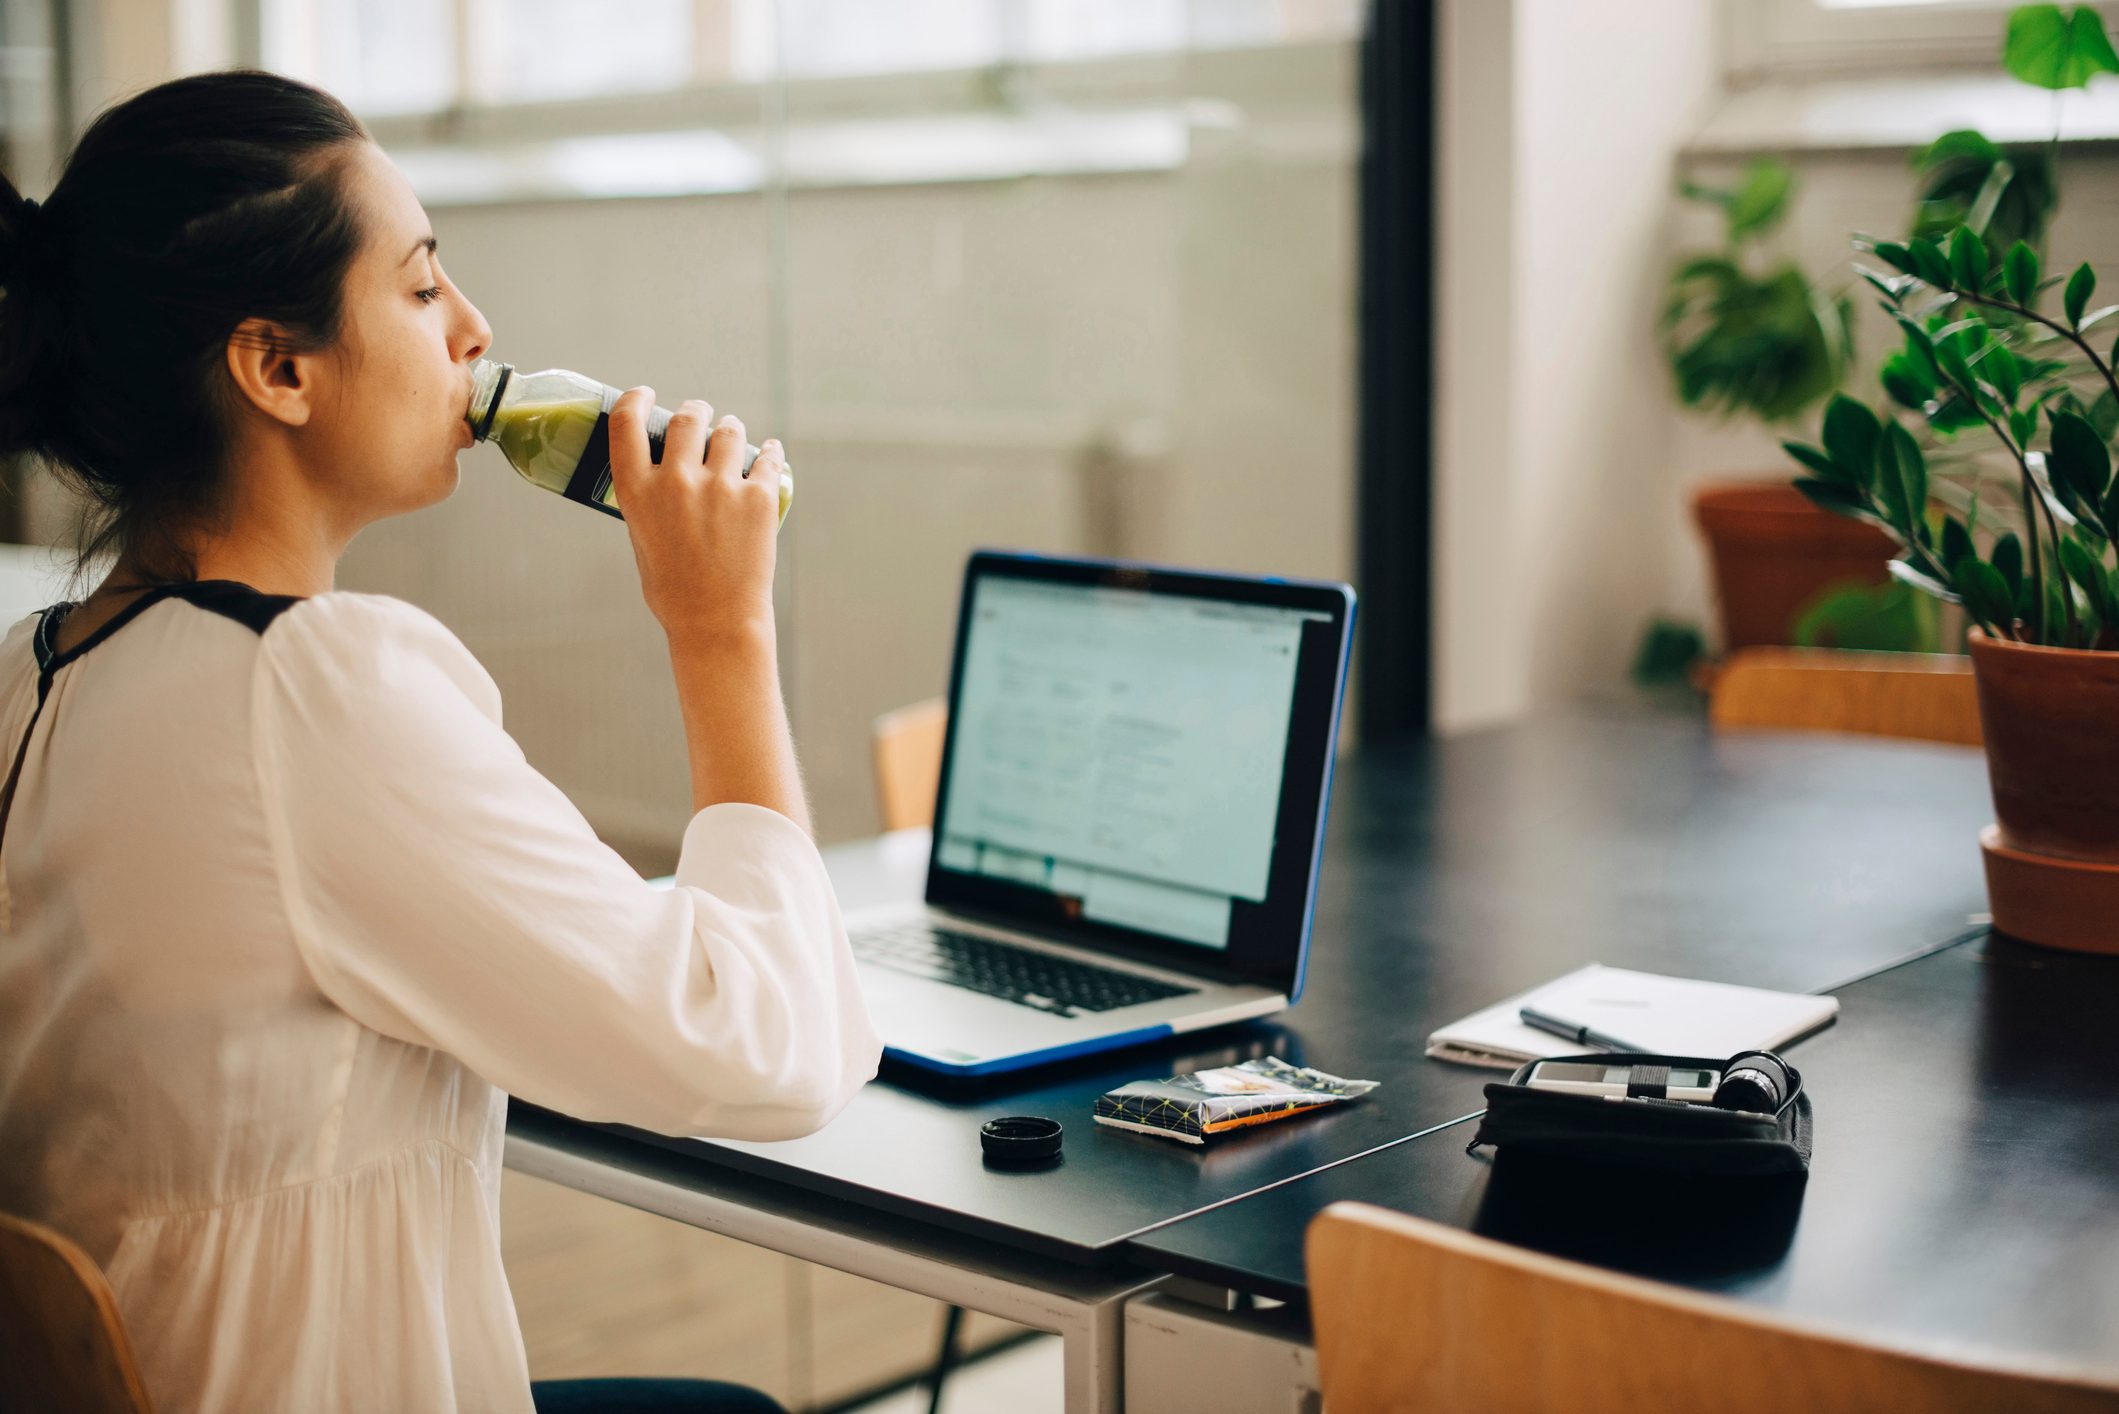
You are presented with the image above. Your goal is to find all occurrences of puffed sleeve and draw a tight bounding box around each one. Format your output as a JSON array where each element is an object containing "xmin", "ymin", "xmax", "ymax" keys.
[{"xmin": 249, "ymin": 591, "xmax": 882, "ymax": 1140}]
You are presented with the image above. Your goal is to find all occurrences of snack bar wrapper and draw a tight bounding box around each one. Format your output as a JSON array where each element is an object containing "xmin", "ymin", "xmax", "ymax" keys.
[{"xmin": 1092, "ymin": 1056, "xmax": 1380, "ymax": 1145}]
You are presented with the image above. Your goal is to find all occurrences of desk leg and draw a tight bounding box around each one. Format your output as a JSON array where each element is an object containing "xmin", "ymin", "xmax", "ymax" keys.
[
  {"xmin": 1124, "ymin": 1291, "xmax": 1319, "ymax": 1414},
  {"xmin": 505, "ymin": 1130, "xmax": 1154, "ymax": 1413}
]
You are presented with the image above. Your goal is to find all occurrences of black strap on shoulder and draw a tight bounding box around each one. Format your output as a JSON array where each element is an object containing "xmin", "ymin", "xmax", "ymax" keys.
[
  {"xmin": 166, "ymin": 579, "xmax": 305, "ymax": 635},
  {"xmin": 2, "ymin": 579, "xmax": 307, "ymax": 873},
  {"xmin": 33, "ymin": 582, "xmax": 178, "ymax": 676}
]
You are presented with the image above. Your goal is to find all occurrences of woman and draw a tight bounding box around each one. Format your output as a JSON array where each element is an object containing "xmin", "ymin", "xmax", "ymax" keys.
[{"xmin": 0, "ymin": 70, "xmax": 881, "ymax": 1413}]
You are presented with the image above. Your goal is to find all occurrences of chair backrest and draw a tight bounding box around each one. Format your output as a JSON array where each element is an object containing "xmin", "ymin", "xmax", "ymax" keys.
[
  {"xmin": 0, "ymin": 1212, "xmax": 154, "ymax": 1414},
  {"xmin": 1708, "ymin": 647, "xmax": 1982, "ymax": 746},
  {"xmin": 1306, "ymin": 1201, "xmax": 2119, "ymax": 1414},
  {"xmin": 871, "ymin": 697, "xmax": 948, "ymax": 833}
]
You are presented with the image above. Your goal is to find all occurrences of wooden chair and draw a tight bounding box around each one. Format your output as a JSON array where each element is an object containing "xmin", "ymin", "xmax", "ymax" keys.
[
  {"xmin": 1708, "ymin": 647, "xmax": 1982, "ymax": 747},
  {"xmin": 871, "ymin": 697, "xmax": 948, "ymax": 832},
  {"xmin": 1306, "ymin": 1202, "xmax": 2119, "ymax": 1414},
  {"xmin": 0, "ymin": 1212, "xmax": 154, "ymax": 1413}
]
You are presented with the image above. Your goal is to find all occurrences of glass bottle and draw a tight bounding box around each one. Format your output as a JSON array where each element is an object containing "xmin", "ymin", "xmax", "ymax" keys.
[{"xmin": 463, "ymin": 358, "xmax": 792, "ymax": 526}]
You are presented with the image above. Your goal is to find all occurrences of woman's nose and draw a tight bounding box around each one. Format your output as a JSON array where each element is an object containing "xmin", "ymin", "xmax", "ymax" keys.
[{"xmin": 457, "ymin": 300, "xmax": 494, "ymax": 364}]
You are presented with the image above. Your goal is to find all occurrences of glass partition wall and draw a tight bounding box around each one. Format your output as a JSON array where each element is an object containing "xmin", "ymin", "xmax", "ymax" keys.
[
  {"xmin": 5, "ymin": 0, "xmax": 1364, "ymax": 859},
  {"xmin": 1, "ymin": 2, "xmax": 1364, "ymax": 1403}
]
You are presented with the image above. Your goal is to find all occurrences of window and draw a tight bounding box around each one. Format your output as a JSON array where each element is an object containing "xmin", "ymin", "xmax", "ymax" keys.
[
  {"xmin": 1728, "ymin": 0, "xmax": 2119, "ymax": 83},
  {"xmin": 260, "ymin": 0, "xmax": 1363, "ymax": 116}
]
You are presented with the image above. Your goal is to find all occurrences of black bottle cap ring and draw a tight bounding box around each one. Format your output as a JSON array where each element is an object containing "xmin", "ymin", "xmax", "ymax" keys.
[
  {"xmin": 470, "ymin": 362, "xmax": 513, "ymax": 444},
  {"xmin": 980, "ymin": 1115, "xmax": 1063, "ymax": 1164}
]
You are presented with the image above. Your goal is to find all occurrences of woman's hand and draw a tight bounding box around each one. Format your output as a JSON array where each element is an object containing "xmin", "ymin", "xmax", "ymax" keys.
[
  {"xmin": 607, "ymin": 386, "xmax": 786, "ymax": 645},
  {"xmin": 607, "ymin": 386, "xmax": 811, "ymax": 831}
]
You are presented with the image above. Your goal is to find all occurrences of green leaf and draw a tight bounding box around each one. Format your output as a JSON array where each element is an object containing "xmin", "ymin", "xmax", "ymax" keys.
[
  {"xmin": 1794, "ymin": 477, "xmax": 1869, "ymax": 519},
  {"xmin": 1889, "ymin": 558, "xmax": 1959, "ymax": 604},
  {"xmin": 1880, "ymin": 352, "xmax": 1937, "ymax": 411},
  {"xmin": 1890, "ymin": 351, "xmax": 1941, "ymax": 411},
  {"xmin": 2003, "ymin": 240, "xmax": 2041, "ymax": 305},
  {"xmin": 1872, "ymin": 241, "xmax": 1915, "ymax": 275},
  {"xmin": 1874, "ymin": 425, "xmax": 1911, "ymax": 530},
  {"xmin": 1984, "ymin": 343, "xmax": 2023, "ymax": 404},
  {"xmin": 1727, "ymin": 159, "xmax": 1794, "ymax": 240},
  {"xmin": 1910, "ymin": 130, "xmax": 2058, "ymax": 256},
  {"xmin": 1929, "ymin": 391, "xmax": 1987, "ymax": 434},
  {"xmin": 2090, "ymin": 388, "xmax": 2119, "ymax": 440},
  {"xmin": 2060, "ymin": 533, "xmax": 2107, "ymax": 594},
  {"xmin": 1907, "ymin": 238, "xmax": 1954, "ymax": 288},
  {"xmin": 2083, "ymin": 298, "xmax": 2119, "ymax": 324},
  {"xmin": 1912, "ymin": 129, "xmax": 2002, "ymax": 169},
  {"xmin": 2066, "ymin": 262, "xmax": 2097, "ymax": 327},
  {"xmin": 2061, "ymin": 532, "xmax": 2118, "ymax": 632},
  {"xmin": 2012, "ymin": 406, "xmax": 2040, "ymax": 447},
  {"xmin": 1887, "ymin": 421, "xmax": 1929, "ymax": 534},
  {"xmin": 2044, "ymin": 575, "xmax": 2069, "ymax": 645},
  {"xmin": 2082, "ymin": 591, "xmax": 2108, "ymax": 649},
  {"xmin": 1859, "ymin": 269, "xmax": 1908, "ymax": 305},
  {"xmin": 1821, "ymin": 395, "xmax": 1881, "ymax": 486},
  {"xmin": 1942, "ymin": 516, "xmax": 1976, "ymax": 571},
  {"xmin": 1993, "ymin": 532, "xmax": 2025, "ymax": 598},
  {"xmin": 1664, "ymin": 261, "xmax": 1847, "ymax": 422},
  {"xmin": 1793, "ymin": 580, "xmax": 1939, "ymax": 652},
  {"xmin": 2047, "ymin": 408, "xmax": 2113, "ymax": 519},
  {"xmin": 1894, "ymin": 315, "xmax": 1944, "ymax": 379},
  {"xmin": 1949, "ymin": 226, "xmax": 1990, "ymax": 289},
  {"xmin": 1953, "ymin": 558, "xmax": 2016, "ymax": 632},
  {"xmin": 2004, "ymin": 4, "xmax": 2119, "ymax": 90},
  {"xmin": 1934, "ymin": 336, "xmax": 1978, "ymax": 394},
  {"xmin": 1632, "ymin": 619, "xmax": 1706, "ymax": 685},
  {"xmin": 2106, "ymin": 467, "xmax": 2119, "ymax": 541},
  {"xmin": 1782, "ymin": 440, "xmax": 1852, "ymax": 486}
]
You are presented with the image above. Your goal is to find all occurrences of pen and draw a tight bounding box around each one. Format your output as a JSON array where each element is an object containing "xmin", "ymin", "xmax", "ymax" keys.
[{"xmin": 1518, "ymin": 1006, "xmax": 1646, "ymax": 1053}]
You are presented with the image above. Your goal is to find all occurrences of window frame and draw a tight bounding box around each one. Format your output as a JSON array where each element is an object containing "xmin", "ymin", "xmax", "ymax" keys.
[
  {"xmin": 1725, "ymin": 0, "xmax": 2119, "ymax": 85},
  {"xmin": 257, "ymin": 0, "xmax": 1359, "ymax": 141}
]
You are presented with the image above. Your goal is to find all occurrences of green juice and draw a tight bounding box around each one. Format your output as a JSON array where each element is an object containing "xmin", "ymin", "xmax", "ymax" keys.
[{"xmin": 466, "ymin": 360, "xmax": 792, "ymax": 526}]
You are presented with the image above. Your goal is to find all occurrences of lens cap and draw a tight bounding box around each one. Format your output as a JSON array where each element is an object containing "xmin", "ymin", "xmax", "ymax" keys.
[
  {"xmin": 1714, "ymin": 1050, "xmax": 1792, "ymax": 1114},
  {"xmin": 980, "ymin": 1115, "xmax": 1063, "ymax": 1165}
]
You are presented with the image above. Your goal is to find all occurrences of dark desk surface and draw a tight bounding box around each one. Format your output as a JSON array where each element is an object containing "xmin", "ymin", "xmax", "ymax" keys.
[
  {"xmin": 528, "ymin": 709, "xmax": 1996, "ymax": 1264},
  {"xmin": 1124, "ymin": 934, "xmax": 2119, "ymax": 1374}
]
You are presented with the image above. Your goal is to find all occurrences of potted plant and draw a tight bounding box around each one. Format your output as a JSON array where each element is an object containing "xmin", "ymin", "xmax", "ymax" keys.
[
  {"xmin": 1664, "ymin": 159, "xmax": 1891, "ymax": 652},
  {"xmin": 1785, "ymin": 222, "xmax": 2119, "ymax": 952},
  {"xmin": 1781, "ymin": 3, "xmax": 2119, "ymax": 954}
]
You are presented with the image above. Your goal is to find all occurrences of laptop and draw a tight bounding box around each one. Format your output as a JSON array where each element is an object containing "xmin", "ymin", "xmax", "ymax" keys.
[{"xmin": 849, "ymin": 550, "xmax": 1356, "ymax": 1077}]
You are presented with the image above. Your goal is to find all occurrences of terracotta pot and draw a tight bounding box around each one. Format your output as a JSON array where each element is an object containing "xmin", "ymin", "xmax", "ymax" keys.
[
  {"xmin": 1968, "ymin": 630, "xmax": 2119, "ymax": 954},
  {"xmin": 1692, "ymin": 481, "xmax": 1897, "ymax": 650}
]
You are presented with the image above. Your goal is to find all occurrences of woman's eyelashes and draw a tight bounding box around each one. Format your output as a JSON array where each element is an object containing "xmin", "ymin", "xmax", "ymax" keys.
[{"xmin": 415, "ymin": 285, "xmax": 444, "ymax": 304}]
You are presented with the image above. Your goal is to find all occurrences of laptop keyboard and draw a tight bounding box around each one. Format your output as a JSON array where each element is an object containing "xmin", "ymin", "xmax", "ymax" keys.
[{"xmin": 851, "ymin": 923, "xmax": 1199, "ymax": 1018}]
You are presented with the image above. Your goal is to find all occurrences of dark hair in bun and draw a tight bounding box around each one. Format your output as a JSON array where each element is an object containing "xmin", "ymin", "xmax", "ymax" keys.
[{"xmin": 0, "ymin": 70, "xmax": 367, "ymax": 586}]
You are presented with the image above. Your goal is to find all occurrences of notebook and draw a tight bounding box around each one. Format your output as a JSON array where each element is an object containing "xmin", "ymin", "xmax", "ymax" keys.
[{"xmin": 1426, "ymin": 965, "xmax": 1840, "ymax": 1069}]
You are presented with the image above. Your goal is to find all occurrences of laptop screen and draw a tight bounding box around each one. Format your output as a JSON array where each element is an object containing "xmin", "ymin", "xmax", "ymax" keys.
[{"xmin": 927, "ymin": 554, "xmax": 1353, "ymax": 988}]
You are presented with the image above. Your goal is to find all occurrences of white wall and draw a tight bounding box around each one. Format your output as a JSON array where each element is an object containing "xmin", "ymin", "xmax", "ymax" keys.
[
  {"xmin": 1430, "ymin": 0, "xmax": 1721, "ymax": 733},
  {"xmin": 1515, "ymin": 1, "xmax": 1721, "ymax": 703}
]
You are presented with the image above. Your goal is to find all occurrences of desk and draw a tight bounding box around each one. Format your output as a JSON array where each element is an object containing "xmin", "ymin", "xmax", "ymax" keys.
[
  {"xmin": 1123, "ymin": 933, "xmax": 2119, "ymax": 1402},
  {"xmin": 507, "ymin": 709, "xmax": 1998, "ymax": 1411}
]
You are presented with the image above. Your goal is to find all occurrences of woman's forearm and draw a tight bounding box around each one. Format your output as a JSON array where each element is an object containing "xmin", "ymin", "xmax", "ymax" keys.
[{"xmin": 666, "ymin": 622, "xmax": 814, "ymax": 835}]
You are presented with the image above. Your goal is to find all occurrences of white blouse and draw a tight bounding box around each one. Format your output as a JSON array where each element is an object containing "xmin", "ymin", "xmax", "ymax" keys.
[{"xmin": 0, "ymin": 582, "xmax": 882, "ymax": 1414}]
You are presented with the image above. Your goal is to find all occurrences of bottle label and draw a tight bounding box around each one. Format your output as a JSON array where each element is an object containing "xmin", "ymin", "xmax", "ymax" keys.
[{"xmin": 563, "ymin": 390, "xmax": 670, "ymax": 520}]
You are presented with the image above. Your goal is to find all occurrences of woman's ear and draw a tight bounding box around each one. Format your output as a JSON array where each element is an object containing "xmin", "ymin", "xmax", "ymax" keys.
[{"xmin": 224, "ymin": 318, "xmax": 317, "ymax": 428}]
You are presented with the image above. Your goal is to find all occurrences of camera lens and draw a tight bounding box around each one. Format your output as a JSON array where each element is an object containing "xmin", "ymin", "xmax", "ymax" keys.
[{"xmin": 1713, "ymin": 1051, "xmax": 1791, "ymax": 1114}]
